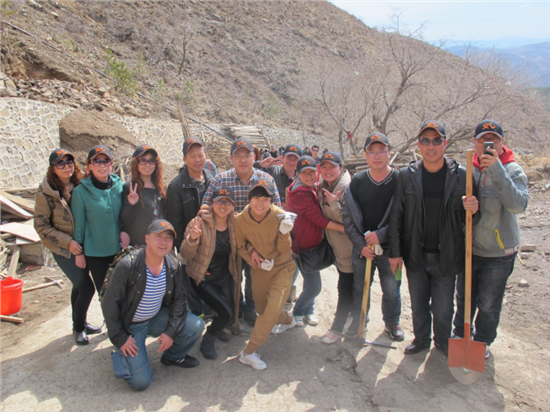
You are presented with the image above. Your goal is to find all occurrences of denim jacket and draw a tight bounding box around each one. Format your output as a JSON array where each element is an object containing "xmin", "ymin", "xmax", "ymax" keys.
[{"xmin": 472, "ymin": 153, "xmax": 528, "ymax": 257}]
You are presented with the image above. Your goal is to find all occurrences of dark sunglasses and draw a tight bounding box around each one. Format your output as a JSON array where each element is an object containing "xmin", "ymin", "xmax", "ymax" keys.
[
  {"xmin": 91, "ymin": 158, "xmax": 113, "ymax": 166},
  {"xmin": 418, "ymin": 137, "xmax": 445, "ymax": 146},
  {"xmin": 137, "ymin": 158, "xmax": 157, "ymax": 166},
  {"xmin": 214, "ymin": 199, "xmax": 233, "ymax": 206},
  {"xmin": 54, "ymin": 159, "xmax": 74, "ymax": 169}
]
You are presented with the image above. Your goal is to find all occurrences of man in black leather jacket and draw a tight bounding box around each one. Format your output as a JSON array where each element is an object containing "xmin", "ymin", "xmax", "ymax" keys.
[
  {"xmin": 102, "ymin": 220, "xmax": 204, "ymax": 391},
  {"xmin": 388, "ymin": 120, "xmax": 478, "ymax": 356}
]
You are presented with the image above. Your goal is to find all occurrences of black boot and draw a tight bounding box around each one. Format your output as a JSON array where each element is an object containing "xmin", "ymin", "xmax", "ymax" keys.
[{"xmin": 200, "ymin": 332, "xmax": 217, "ymax": 359}]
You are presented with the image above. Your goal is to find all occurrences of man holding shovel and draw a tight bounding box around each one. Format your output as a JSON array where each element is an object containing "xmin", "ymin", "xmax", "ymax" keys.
[
  {"xmin": 388, "ymin": 121, "xmax": 478, "ymax": 356},
  {"xmin": 342, "ymin": 133, "xmax": 404, "ymax": 341},
  {"xmin": 452, "ymin": 119, "xmax": 528, "ymax": 358}
]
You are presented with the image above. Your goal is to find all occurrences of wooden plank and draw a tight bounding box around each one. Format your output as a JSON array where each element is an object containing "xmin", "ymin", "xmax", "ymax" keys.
[
  {"xmin": 0, "ymin": 195, "xmax": 33, "ymax": 219},
  {"xmin": 0, "ymin": 222, "xmax": 40, "ymax": 243},
  {"xmin": 0, "ymin": 191, "xmax": 35, "ymax": 214},
  {"xmin": 7, "ymin": 245, "xmax": 20, "ymax": 277}
]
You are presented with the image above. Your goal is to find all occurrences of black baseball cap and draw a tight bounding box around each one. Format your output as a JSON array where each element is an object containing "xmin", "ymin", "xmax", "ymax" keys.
[
  {"xmin": 133, "ymin": 144, "xmax": 158, "ymax": 158},
  {"xmin": 296, "ymin": 155, "xmax": 318, "ymax": 173},
  {"xmin": 418, "ymin": 120, "xmax": 447, "ymax": 139},
  {"xmin": 283, "ymin": 144, "xmax": 303, "ymax": 158},
  {"xmin": 49, "ymin": 148, "xmax": 74, "ymax": 165},
  {"xmin": 250, "ymin": 179, "xmax": 276, "ymax": 196},
  {"xmin": 475, "ymin": 119, "xmax": 504, "ymax": 140},
  {"xmin": 87, "ymin": 145, "xmax": 114, "ymax": 160},
  {"xmin": 319, "ymin": 151, "xmax": 342, "ymax": 166},
  {"xmin": 147, "ymin": 219, "xmax": 176, "ymax": 238},
  {"xmin": 364, "ymin": 133, "xmax": 390, "ymax": 150},
  {"xmin": 182, "ymin": 137, "xmax": 204, "ymax": 156},
  {"xmin": 230, "ymin": 138, "xmax": 254, "ymax": 155},
  {"xmin": 212, "ymin": 186, "xmax": 235, "ymax": 204}
]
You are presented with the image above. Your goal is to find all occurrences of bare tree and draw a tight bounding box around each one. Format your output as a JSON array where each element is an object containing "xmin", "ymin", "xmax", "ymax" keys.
[{"xmin": 178, "ymin": 28, "xmax": 194, "ymax": 75}]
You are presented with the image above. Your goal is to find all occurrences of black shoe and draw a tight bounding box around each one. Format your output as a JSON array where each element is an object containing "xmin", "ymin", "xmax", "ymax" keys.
[
  {"xmin": 385, "ymin": 323, "xmax": 405, "ymax": 341},
  {"xmin": 243, "ymin": 312, "xmax": 257, "ymax": 327},
  {"xmin": 161, "ymin": 354, "xmax": 200, "ymax": 368},
  {"xmin": 200, "ymin": 333, "xmax": 217, "ymax": 359},
  {"xmin": 434, "ymin": 342, "xmax": 448, "ymax": 356},
  {"xmin": 404, "ymin": 340, "xmax": 430, "ymax": 355},
  {"xmin": 216, "ymin": 329, "xmax": 231, "ymax": 342},
  {"xmin": 85, "ymin": 323, "xmax": 102, "ymax": 335},
  {"xmin": 73, "ymin": 330, "xmax": 89, "ymax": 345}
]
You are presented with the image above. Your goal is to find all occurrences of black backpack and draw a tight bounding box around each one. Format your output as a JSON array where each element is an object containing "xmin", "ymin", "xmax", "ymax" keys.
[{"xmin": 99, "ymin": 246, "xmax": 142, "ymax": 301}]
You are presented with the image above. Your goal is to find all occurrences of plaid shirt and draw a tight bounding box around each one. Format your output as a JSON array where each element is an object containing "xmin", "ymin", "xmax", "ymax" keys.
[{"xmin": 202, "ymin": 168, "xmax": 281, "ymax": 213}]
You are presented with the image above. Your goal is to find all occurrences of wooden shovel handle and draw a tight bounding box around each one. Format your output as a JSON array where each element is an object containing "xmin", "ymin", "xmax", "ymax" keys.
[
  {"xmin": 359, "ymin": 250, "xmax": 373, "ymax": 339},
  {"xmin": 464, "ymin": 149, "xmax": 474, "ymax": 339}
]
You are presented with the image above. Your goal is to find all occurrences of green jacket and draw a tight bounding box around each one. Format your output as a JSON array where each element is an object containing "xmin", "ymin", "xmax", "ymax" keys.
[{"xmin": 71, "ymin": 174, "xmax": 124, "ymax": 257}]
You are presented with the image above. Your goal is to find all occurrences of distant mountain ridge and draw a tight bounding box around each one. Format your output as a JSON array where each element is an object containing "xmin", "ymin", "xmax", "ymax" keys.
[
  {"xmin": 446, "ymin": 42, "xmax": 550, "ymax": 87},
  {"xmin": 448, "ymin": 37, "xmax": 550, "ymax": 49}
]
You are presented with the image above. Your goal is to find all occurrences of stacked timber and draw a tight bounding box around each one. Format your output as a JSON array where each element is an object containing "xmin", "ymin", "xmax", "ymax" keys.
[{"xmin": 224, "ymin": 125, "xmax": 270, "ymax": 149}]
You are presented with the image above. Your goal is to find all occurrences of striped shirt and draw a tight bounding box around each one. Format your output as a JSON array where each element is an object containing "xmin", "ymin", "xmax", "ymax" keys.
[
  {"xmin": 202, "ymin": 168, "xmax": 281, "ymax": 213},
  {"xmin": 132, "ymin": 264, "xmax": 166, "ymax": 323}
]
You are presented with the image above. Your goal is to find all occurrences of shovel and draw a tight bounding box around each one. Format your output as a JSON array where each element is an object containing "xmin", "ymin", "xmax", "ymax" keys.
[
  {"xmin": 231, "ymin": 262, "xmax": 242, "ymax": 335},
  {"xmin": 357, "ymin": 243, "xmax": 396, "ymax": 350},
  {"xmin": 448, "ymin": 149, "xmax": 486, "ymax": 385}
]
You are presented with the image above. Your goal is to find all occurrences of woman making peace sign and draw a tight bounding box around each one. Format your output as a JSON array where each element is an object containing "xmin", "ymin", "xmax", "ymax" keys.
[
  {"xmin": 120, "ymin": 144, "xmax": 167, "ymax": 247},
  {"xmin": 180, "ymin": 187, "xmax": 240, "ymax": 360}
]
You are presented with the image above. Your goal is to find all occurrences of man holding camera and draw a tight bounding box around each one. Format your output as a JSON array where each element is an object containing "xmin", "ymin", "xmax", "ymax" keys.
[{"xmin": 453, "ymin": 119, "xmax": 528, "ymax": 358}]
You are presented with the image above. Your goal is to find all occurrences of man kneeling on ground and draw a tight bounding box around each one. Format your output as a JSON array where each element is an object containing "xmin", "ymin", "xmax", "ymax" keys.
[{"xmin": 102, "ymin": 219, "xmax": 204, "ymax": 391}]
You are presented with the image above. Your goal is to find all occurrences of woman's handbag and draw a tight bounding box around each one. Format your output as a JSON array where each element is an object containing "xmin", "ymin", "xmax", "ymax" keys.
[{"xmin": 295, "ymin": 237, "xmax": 335, "ymax": 274}]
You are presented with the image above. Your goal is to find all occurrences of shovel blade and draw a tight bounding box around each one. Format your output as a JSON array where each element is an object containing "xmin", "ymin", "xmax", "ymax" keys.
[
  {"xmin": 449, "ymin": 366, "xmax": 483, "ymax": 385},
  {"xmin": 448, "ymin": 334, "xmax": 487, "ymax": 382}
]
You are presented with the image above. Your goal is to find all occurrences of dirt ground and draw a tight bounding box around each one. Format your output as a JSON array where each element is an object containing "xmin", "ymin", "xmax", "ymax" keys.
[{"xmin": 1, "ymin": 190, "xmax": 549, "ymax": 412}]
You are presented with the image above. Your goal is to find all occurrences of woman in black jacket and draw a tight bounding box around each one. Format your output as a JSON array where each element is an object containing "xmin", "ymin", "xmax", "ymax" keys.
[{"xmin": 120, "ymin": 144, "xmax": 167, "ymax": 247}]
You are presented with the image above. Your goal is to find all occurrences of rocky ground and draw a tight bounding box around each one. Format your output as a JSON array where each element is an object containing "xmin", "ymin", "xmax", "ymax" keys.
[{"xmin": 1, "ymin": 188, "xmax": 549, "ymax": 411}]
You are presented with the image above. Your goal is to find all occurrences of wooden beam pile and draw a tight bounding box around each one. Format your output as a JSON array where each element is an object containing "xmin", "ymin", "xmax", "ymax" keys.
[{"xmin": 224, "ymin": 125, "xmax": 270, "ymax": 149}]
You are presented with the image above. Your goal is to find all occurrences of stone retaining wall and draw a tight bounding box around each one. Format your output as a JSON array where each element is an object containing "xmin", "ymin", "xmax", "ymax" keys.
[{"xmin": 1, "ymin": 97, "xmax": 342, "ymax": 188}]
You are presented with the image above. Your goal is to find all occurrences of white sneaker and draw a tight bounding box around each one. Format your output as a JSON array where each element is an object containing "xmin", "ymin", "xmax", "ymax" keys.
[
  {"xmin": 271, "ymin": 317, "xmax": 297, "ymax": 335},
  {"xmin": 239, "ymin": 351, "xmax": 267, "ymax": 371},
  {"xmin": 321, "ymin": 331, "xmax": 341, "ymax": 345},
  {"xmin": 485, "ymin": 346, "xmax": 490, "ymax": 359},
  {"xmin": 306, "ymin": 314, "xmax": 319, "ymax": 326},
  {"xmin": 294, "ymin": 315, "xmax": 304, "ymax": 327}
]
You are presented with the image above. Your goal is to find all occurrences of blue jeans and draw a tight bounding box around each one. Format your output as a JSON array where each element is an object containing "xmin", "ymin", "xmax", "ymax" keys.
[
  {"xmin": 350, "ymin": 249, "xmax": 402, "ymax": 332},
  {"xmin": 453, "ymin": 253, "xmax": 516, "ymax": 345},
  {"xmin": 111, "ymin": 308, "xmax": 204, "ymax": 391},
  {"xmin": 406, "ymin": 253, "xmax": 457, "ymax": 346},
  {"xmin": 292, "ymin": 256, "xmax": 321, "ymax": 317},
  {"xmin": 53, "ymin": 253, "xmax": 95, "ymax": 333}
]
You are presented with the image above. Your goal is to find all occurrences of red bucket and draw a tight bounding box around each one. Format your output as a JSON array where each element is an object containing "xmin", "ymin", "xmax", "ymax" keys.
[{"xmin": 1, "ymin": 276, "xmax": 24, "ymax": 315}]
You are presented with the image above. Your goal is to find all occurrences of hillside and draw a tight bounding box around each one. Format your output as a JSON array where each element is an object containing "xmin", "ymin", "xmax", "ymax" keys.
[{"xmin": 1, "ymin": 0, "xmax": 549, "ymax": 153}]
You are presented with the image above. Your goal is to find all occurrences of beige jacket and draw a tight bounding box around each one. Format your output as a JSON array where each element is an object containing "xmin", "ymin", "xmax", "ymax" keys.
[
  {"xmin": 180, "ymin": 204, "xmax": 239, "ymax": 285},
  {"xmin": 34, "ymin": 177, "xmax": 75, "ymax": 259},
  {"xmin": 318, "ymin": 170, "xmax": 354, "ymax": 273}
]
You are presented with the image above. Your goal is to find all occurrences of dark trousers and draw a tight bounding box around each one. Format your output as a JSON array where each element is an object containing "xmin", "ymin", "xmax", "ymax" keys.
[
  {"xmin": 192, "ymin": 276, "xmax": 235, "ymax": 335},
  {"xmin": 239, "ymin": 260, "xmax": 255, "ymax": 315},
  {"xmin": 406, "ymin": 253, "xmax": 457, "ymax": 346},
  {"xmin": 330, "ymin": 270, "xmax": 354, "ymax": 333},
  {"xmin": 453, "ymin": 253, "xmax": 516, "ymax": 345},
  {"xmin": 53, "ymin": 253, "xmax": 96, "ymax": 333},
  {"xmin": 86, "ymin": 255, "xmax": 116, "ymax": 293}
]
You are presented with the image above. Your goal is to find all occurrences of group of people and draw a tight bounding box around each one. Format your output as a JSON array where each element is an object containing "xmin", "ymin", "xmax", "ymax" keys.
[{"xmin": 34, "ymin": 118, "xmax": 527, "ymax": 391}]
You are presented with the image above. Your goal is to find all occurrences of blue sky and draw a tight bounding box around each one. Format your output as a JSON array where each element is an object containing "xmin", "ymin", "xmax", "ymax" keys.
[{"xmin": 330, "ymin": 1, "xmax": 550, "ymax": 46}]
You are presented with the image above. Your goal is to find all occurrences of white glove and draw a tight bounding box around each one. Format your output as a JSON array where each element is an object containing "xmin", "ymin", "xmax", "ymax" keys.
[
  {"xmin": 278, "ymin": 212, "xmax": 297, "ymax": 222},
  {"xmin": 374, "ymin": 244, "xmax": 384, "ymax": 256},
  {"xmin": 261, "ymin": 259, "xmax": 274, "ymax": 271},
  {"xmin": 279, "ymin": 216, "xmax": 294, "ymax": 234}
]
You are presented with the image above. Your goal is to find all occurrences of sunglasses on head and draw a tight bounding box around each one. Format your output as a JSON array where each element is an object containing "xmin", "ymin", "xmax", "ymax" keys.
[
  {"xmin": 91, "ymin": 158, "xmax": 113, "ymax": 166},
  {"xmin": 418, "ymin": 137, "xmax": 445, "ymax": 146},
  {"xmin": 137, "ymin": 158, "xmax": 157, "ymax": 166},
  {"xmin": 54, "ymin": 159, "xmax": 74, "ymax": 169}
]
